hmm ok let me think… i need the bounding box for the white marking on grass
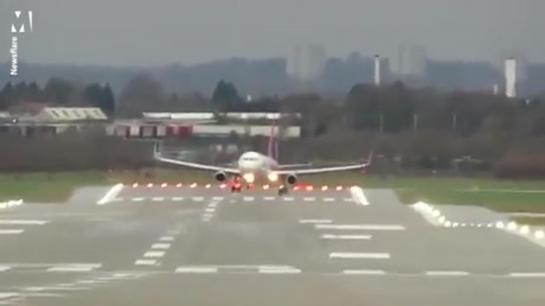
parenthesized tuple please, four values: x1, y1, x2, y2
(97, 184, 124, 205)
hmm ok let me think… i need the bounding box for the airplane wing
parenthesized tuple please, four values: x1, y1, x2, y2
(154, 144, 240, 174)
(276, 163, 313, 169)
(275, 152, 373, 175)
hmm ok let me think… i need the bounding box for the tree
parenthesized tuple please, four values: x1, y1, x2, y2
(118, 74, 165, 117)
(212, 80, 241, 111)
(43, 78, 74, 105)
(99, 83, 115, 116)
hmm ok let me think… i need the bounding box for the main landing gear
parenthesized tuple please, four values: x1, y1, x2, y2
(278, 185, 289, 196)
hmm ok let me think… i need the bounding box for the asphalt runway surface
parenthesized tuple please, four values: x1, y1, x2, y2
(0, 184, 544, 305)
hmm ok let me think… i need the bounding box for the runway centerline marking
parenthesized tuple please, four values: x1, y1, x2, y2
(330, 252, 390, 259)
(171, 197, 184, 202)
(152, 197, 165, 202)
(299, 219, 333, 224)
(425, 271, 470, 276)
(509, 272, 545, 278)
(135, 259, 158, 266)
(159, 236, 174, 242)
(343, 270, 385, 275)
(205, 208, 215, 213)
(0, 220, 48, 225)
(131, 197, 145, 202)
(192, 197, 205, 202)
(316, 224, 406, 231)
(243, 196, 255, 202)
(97, 183, 124, 205)
(321, 234, 372, 240)
(323, 198, 335, 202)
(304, 197, 316, 202)
(0, 229, 24, 235)
(175, 266, 218, 274)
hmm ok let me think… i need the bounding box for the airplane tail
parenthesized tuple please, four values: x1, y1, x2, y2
(267, 120, 279, 160)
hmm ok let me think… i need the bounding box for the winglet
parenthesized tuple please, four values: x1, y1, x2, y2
(366, 151, 374, 166)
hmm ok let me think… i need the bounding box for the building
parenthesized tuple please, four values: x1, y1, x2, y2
(397, 43, 428, 77)
(290, 44, 326, 81)
(0, 106, 108, 137)
(505, 58, 517, 98)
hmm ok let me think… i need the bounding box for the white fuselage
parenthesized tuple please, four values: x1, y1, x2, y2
(237, 151, 278, 183)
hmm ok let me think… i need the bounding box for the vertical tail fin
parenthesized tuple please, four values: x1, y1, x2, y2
(267, 120, 279, 161)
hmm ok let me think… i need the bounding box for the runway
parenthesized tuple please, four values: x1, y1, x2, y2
(0, 184, 543, 305)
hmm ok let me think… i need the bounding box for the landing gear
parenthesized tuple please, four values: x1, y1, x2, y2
(278, 185, 289, 196)
(231, 177, 242, 193)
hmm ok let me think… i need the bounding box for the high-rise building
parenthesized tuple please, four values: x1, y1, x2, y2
(397, 43, 428, 77)
(288, 43, 326, 81)
(374, 55, 381, 86)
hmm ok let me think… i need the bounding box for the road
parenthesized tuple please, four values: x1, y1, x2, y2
(0, 184, 543, 305)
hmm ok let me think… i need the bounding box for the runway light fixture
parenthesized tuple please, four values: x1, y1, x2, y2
(444, 221, 452, 228)
(219, 183, 227, 189)
(132, 183, 139, 188)
(336, 186, 343, 191)
(190, 182, 197, 188)
(267, 173, 279, 182)
(306, 185, 314, 191)
(452, 222, 459, 228)
(496, 222, 505, 229)
(321, 185, 328, 191)
(520, 225, 530, 235)
(205, 184, 211, 189)
(243, 173, 255, 184)
(147, 183, 154, 188)
(293, 185, 300, 191)
(507, 221, 517, 231)
(535, 230, 545, 240)
(432, 210, 441, 218)
(161, 183, 168, 188)
(263, 184, 270, 190)
(438, 216, 446, 224)
(176, 183, 182, 188)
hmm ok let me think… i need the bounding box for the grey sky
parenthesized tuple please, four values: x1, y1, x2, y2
(2, 0, 544, 66)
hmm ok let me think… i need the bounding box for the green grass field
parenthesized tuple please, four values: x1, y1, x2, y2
(0, 170, 544, 213)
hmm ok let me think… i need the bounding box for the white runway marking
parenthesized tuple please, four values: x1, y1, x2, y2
(175, 266, 218, 274)
(264, 196, 276, 201)
(97, 183, 124, 205)
(350, 186, 369, 206)
(323, 198, 335, 202)
(0, 293, 18, 299)
(208, 203, 218, 208)
(0, 220, 48, 225)
(192, 197, 205, 202)
(283, 197, 294, 202)
(243, 196, 255, 202)
(159, 236, 174, 242)
(202, 213, 214, 218)
(205, 208, 216, 213)
(151, 243, 171, 250)
(343, 270, 386, 275)
(171, 197, 184, 202)
(152, 197, 165, 202)
(343, 198, 353, 202)
(425, 271, 470, 276)
(321, 234, 372, 240)
(330, 252, 390, 259)
(304, 197, 316, 202)
(131, 197, 144, 202)
(134, 259, 157, 266)
(0, 266, 10, 272)
(47, 264, 101, 272)
(212, 196, 224, 201)
(299, 219, 333, 224)
(316, 224, 406, 231)
(258, 267, 301, 274)
(509, 272, 545, 278)
(143, 251, 165, 258)
(0, 229, 24, 235)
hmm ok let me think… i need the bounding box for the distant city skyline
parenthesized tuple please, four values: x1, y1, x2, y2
(1, 0, 544, 67)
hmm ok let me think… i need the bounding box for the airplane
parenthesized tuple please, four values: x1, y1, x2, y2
(153, 122, 372, 195)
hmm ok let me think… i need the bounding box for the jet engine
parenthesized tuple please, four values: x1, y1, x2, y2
(285, 174, 298, 186)
(214, 171, 227, 182)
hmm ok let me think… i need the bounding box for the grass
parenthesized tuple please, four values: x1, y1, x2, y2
(1, 170, 545, 213)
(512, 217, 545, 226)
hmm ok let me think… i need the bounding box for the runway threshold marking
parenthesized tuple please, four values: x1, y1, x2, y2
(131, 197, 145, 202)
(143, 251, 166, 258)
(321, 234, 372, 240)
(264, 196, 276, 201)
(134, 259, 157, 266)
(159, 236, 175, 242)
(152, 197, 165, 202)
(316, 224, 406, 231)
(172, 197, 184, 202)
(47, 264, 102, 272)
(151, 243, 171, 250)
(330, 252, 390, 259)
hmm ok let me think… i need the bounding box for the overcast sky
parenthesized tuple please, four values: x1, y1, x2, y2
(1, 0, 543, 66)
